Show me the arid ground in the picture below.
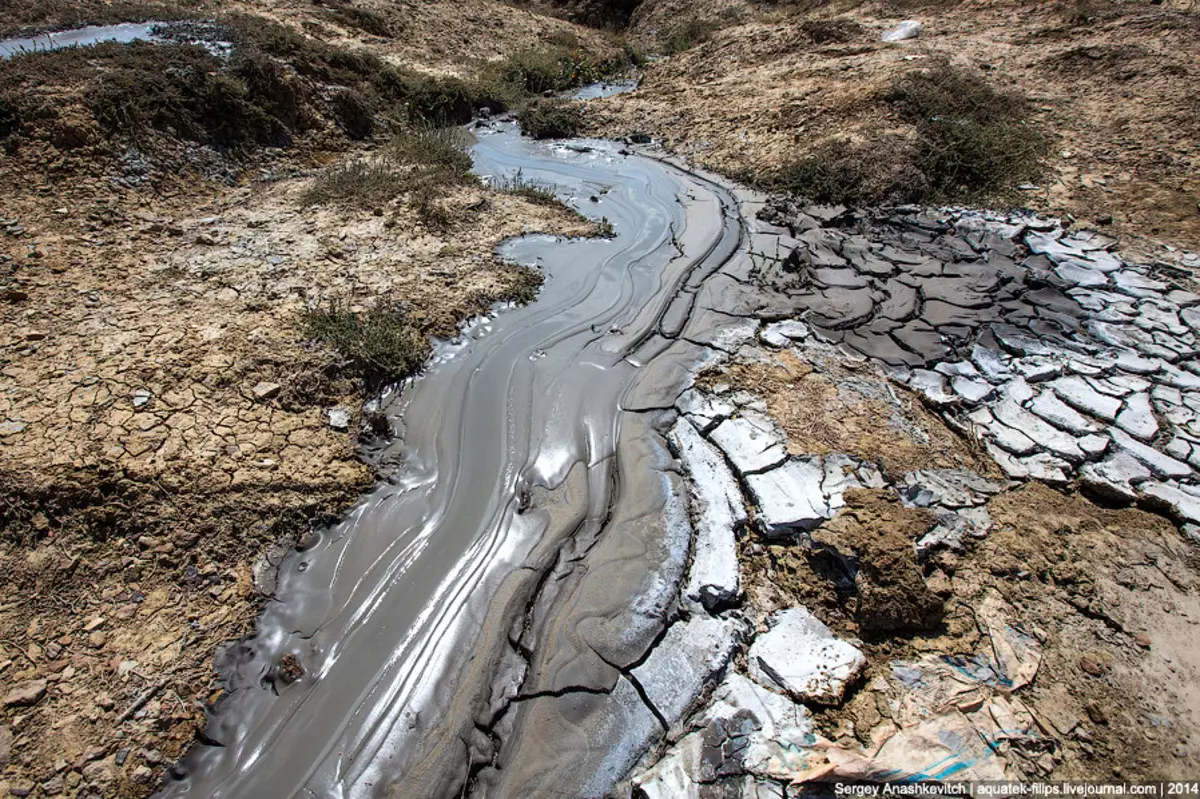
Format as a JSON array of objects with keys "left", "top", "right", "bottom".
[{"left": 1, "top": 0, "right": 1198, "bottom": 795}]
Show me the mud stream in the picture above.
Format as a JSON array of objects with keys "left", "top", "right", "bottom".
[{"left": 160, "top": 119, "right": 748, "bottom": 797}]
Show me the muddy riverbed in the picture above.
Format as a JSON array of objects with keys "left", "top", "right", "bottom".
[{"left": 148, "top": 103, "right": 1200, "bottom": 799}]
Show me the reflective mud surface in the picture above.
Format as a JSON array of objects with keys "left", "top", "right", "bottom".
[
  {"left": 0, "top": 22, "right": 230, "bottom": 59},
  {"left": 160, "top": 122, "right": 747, "bottom": 797}
]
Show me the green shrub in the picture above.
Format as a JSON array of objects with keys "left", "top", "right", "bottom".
[
  {"left": 516, "top": 99, "right": 583, "bottom": 139},
  {"left": 662, "top": 18, "right": 719, "bottom": 53},
  {"left": 302, "top": 159, "right": 408, "bottom": 207},
  {"left": 0, "top": 12, "right": 508, "bottom": 160},
  {"left": 389, "top": 125, "right": 476, "bottom": 182},
  {"left": 303, "top": 125, "right": 475, "bottom": 209},
  {"left": 0, "top": 0, "right": 195, "bottom": 37},
  {"left": 300, "top": 301, "right": 427, "bottom": 388},
  {"left": 885, "top": 63, "right": 1049, "bottom": 199},
  {"left": 324, "top": 5, "right": 394, "bottom": 38},
  {"left": 799, "top": 17, "right": 863, "bottom": 44},
  {"left": 496, "top": 169, "right": 560, "bottom": 205},
  {"left": 491, "top": 45, "right": 605, "bottom": 94}
]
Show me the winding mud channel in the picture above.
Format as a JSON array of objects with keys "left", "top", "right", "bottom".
[{"left": 161, "top": 116, "right": 751, "bottom": 797}]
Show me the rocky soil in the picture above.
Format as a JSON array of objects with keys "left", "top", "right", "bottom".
[{"left": 585, "top": 0, "right": 1200, "bottom": 254}]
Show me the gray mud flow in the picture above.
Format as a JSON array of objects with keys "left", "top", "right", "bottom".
[{"left": 158, "top": 119, "right": 746, "bottom": 798}]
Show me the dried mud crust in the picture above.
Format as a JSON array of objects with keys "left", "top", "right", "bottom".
[
  {"left": 0, "top": 150, "right": 594, "bottom": 798},
  {"left": 587, "top": 0, "right": 1200, "bottom": 253},
  {"left": 742, "top": 481, "right": 1200, "bottom": 781},
  {"left": 698, "top": 349, "right": 996, "bottom": 477}
]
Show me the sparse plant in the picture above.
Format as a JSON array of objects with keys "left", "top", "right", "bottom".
[
  {"left": 886, "top": 62, "right": 1050, "bottom": 200},
  {"left": 302, "top": 158, "right": 407, "bottom": 207},
  {"left": 324, "top": 5, "right": 394, "bottom": 37},
  {"left": 661, "top": 18, "right": 719, "bottom": 53},
  {"left": 517, "top": 98, "right": 584, "bottom": 139},
  {"left": 300, "top": 300, "right": 427, "bottom": 388},
  {"left": 496, "top": 169, "right": 560, "bottom": 205}
]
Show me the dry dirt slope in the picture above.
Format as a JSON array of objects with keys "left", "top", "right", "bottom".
[{"left": 588, "top": 0, "right": 1200, "bottom": 256}]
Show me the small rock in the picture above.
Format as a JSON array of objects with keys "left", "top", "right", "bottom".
[
  {"left": 327, "top": 406, "right": 351, "bottom": 431},
  {"left": 252, "top": 381, "right": 282, "bottom": 401},
  {"left": 88, "top": 631, "right": 107, "bottom": 648},
  {"left": 747, "top": 607, "right": 865, "bottom": 705},
  {"left": 1079, "top": 654, "right": 1105, "bottom": 676},
  {"left": 1134, "top": 633, "right": 1151, "bottom": 649},
  {"left": 1085, "top": 700, "right": 1109, "bottom": 725},
  {"left": 3, "top": 679, "right": 47, "bottom": 707},
  {"left": 195, "top": 232, "right": 218, "bottom": 246}
]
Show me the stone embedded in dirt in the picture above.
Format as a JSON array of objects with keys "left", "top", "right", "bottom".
[
  {"left": 326, "top": 406, "right": 352, "bottom": 431},
  {"left": 907, "top": 369, "right": 955, "bottom": 405},
  {"left": 758, "top": 320, "right": 809, "bottom": 349},
  {"left": 747, "top": 608, "right": 865, "bottom": 705},
  {"left": 952, "top": 376, "right": 994, "bottom": 404},
  {"left": 4, "top": 679, "right": 47, "bottom": 707},
  {"left": 669, "top": 419, "right": 745, "bottom": 611},
  {"left": 632, "top": 673, "right": 816, "bottom": 796},
  {"left": 971, "top": 344, "right": 1012, "bottom": 383},
  {"left": 899, "top": 469, "right": 1006, "bottom": 509},
  {"left": 968, "top": 407, "right": 1038, "bottom": 456},
  {"left": 1078, "top": 653, "right": 1106, "bottom": 676},
  {"left": 676, "top": 388, "right": 736, "bottom": 433},
  {"left": 709, "top": 411, "right": 788, "bottom": 475},
  {"left": 993, "top": 398, "right": 1084, "bottom": 462},
  {"left": 1112, "top": 270, "right": 1167, "bottom": 299},
  {"left": 1079, "top": 450, "right": 1152, "bottom": 501},
  {"left": 1019, "top": 452, "right": 1073, "bottom": 484},
  {"left": 631, "top": 615, "right": 741, "bottom": 731},
  {"left": 252, "top": 381, "right": 282, "bottom": 401},
  {"left": 745, "top": 457, "right": 829, "bottom": 537}
]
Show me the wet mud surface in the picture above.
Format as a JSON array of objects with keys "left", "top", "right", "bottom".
[
  {"left": 159, "top": 123, "right": 747, "bottom": 797},
  {"left": 149, "top": 129, "right": 1200, "bottom": 796}
]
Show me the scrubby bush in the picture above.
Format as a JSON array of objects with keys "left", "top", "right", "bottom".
[
  {"left": 303, "top": 125, "right": 476, "bottom": 219},
  {"left": 0, "top": 13, "right": 507, "bottom": 159},
  {"left": 886, "top": 62, "right": 1049, "bottom": 199},
  {"left": 770, "top": 137, "right": 926, "bottom": 206},
  {"left": 799, "top": 17, "right": 863, "bottom": 44},
  {"left": 324, "top": 5, "right": 393, "bottom": 37},
  {"left": 300, "top": 301, "right": 427, "bottom": 388},
  {"left": 516, "top": 99, "right": 583, "bottom": 139},
  {"left": 496, "top": 169, "right": 561, "bottom": 205},
  {"left": 768, "top": 63, "right": 1049, "bottom": 206},
  {"left": 492, "top": 45, "right": 606, "bottom": 94},
  {"left": 661, "top": 18, "right": 720, "bottom": 53}
]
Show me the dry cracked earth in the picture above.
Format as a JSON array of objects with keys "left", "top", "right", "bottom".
[
  {"left": 3, "top": 0, "right": 1200, "bottom": 796},
  {"left": 611, "top": 197, "right": 1200, "bottom": 796}
]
